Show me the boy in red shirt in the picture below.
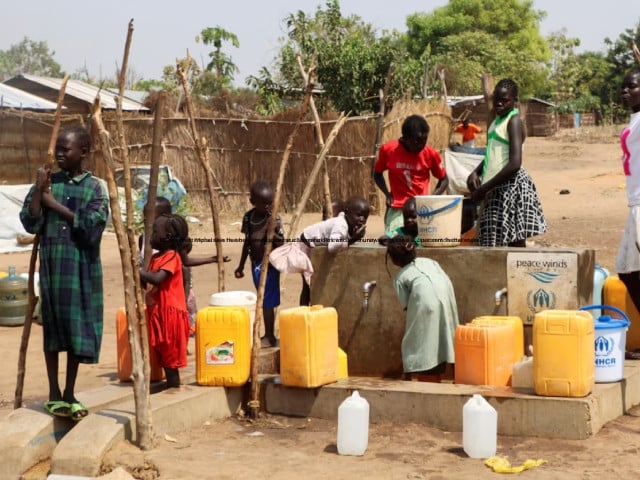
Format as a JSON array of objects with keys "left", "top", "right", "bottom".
[{"left": 374, "top": 115, "right": 449, "bottom": 231}]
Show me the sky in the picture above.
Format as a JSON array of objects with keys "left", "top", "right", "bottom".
[{"left": 1, "top": 0, "right": 637, "bottom": 87}]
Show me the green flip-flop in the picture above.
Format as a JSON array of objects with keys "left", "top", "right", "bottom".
[
  {"left": 69, "top": 402, "right": 88, "bottom": 421},
  {"left": 44, "top": 400, "right": 71, "bottom": 418}
]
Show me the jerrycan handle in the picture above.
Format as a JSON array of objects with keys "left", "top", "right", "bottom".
[
  {"left": 310, "top": 304, "right": 324, "bottom": 311},
  {"left": 579, "top": 305, "right": 630, "bottom": 324}
]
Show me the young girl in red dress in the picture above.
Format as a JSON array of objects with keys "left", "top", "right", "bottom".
[{"left": 139, "top": 213, "right": 191, "bottom": 388}]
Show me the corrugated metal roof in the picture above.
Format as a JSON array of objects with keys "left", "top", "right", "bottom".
[
  {"left": 528, "top": 97, "right": 556, "bottom": 107},
  {"left": 0, "top": 83, "right": 62, "bottom": 110},
  {"left": 106, "top": 87, "right": 149, "bottom": 105},
  {"left": 6, "top": 74, "right": 149, "bottom": 111}
]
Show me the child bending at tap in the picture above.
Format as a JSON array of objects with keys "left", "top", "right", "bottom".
[
  {"left": 378, "top": 197, "right": 421, "bottom": 247},
  {"left": 386, "top": 234, "right": 459, "bottom": 382},
  {"left": 270, "top": 195, "right": 370, "bottom": 305},
  {"left": 139, "top": 214, "right": 192, "bottom": 388}
]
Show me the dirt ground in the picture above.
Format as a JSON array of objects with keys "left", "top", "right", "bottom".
[{"left": 3, "top": 131, "right": 640, "bottom": 479}]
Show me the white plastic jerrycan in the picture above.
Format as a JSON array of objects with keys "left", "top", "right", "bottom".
[
  {"left": 463, "top": 394, "right": 497, "bottom": 458},
  {"left": 337, "top": 390, "right": 369, "bottom": 456}
]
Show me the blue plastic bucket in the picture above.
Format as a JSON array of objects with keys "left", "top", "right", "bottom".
[{"left": 579, "top": 305, "right": 630, "bottom": 383}]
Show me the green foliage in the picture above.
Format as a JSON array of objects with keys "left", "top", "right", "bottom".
[
  {"left": 0, "top": 37, "right": 64, "bottom": 80},
  {"left": 405, "top": 0, "right": 550, "bottom": 96},
  {"left": 198, "top": 26, "right": 240, "bottom": 93},
  {"left": 253, "top": 0, "right": 414, "bottom": 115},
  {"left": 246, "top": 67, "right": 285, "bottom": 115},
  {"left": 603, "top": 21, "right": 640, "bottom": 122}
]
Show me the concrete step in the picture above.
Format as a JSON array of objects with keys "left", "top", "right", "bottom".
[
  {"left": 264, "top": 361, "right": 640, "bottom": 440},
  {"left": 0, "top": 347, "right": 279, "bottom": 479}
]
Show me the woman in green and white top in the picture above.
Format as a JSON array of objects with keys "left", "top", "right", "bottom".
[{"left": 466, "top": 78, "right": 547, "bottom": 247}]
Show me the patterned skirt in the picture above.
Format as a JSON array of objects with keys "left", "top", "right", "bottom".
[{"left": 478, "top": 168, "right": 547, "bottom": 247}]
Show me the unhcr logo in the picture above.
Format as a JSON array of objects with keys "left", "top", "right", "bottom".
[
  {"left": 417, "top": 205, "right": 434, "bottom": 225},
  {"left": 595, "top": 336, "right": 614, "bottom": 357}
]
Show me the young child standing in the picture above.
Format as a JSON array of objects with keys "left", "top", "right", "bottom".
[
  {"left": 140, "top": 197, "right": 225, "bottom": 333},
  {"left": 386, "top": 235, "right": 459, "bottom": 382},
  {"left": 20, "top": 126, "right": 109, "bottom": 420},
  {"left": 270, "top": 195, "right": 370, "bottom": 306},
  {"left": 140, "top": 214, "right": 192, "bottom": 388},
  {"left": 616, "top": 68, "right": 640, "bottom": 313},
  {"left": 378, "top": 197, "right": 421, "bottom": 247},
  {"left": 466, "top": 78, "right": 547, "bottom": 247},
  {"left": 235, "top": 181, "right": 284, "bottom": 347}
]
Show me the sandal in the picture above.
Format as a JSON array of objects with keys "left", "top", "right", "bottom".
[
  {"left": 44, "top": 400, "right": 71, "bottom": 418},
  {"left": 69, "top": 402, "right": 89, "bottom": 421}
]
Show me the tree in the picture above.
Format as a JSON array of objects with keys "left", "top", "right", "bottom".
[
  {"left": 259, "top": 0, "right": 413, "bottom": 114},
  {"left": 405, "top": 0, "right": 550, "bottom": 96},
  {"left": 0, "top": 37, "right": 64, "bottom": 80},
  {"left": 603, "top": 21, "right": 640, "bottom": 122},
  {"left": 198, "top": 26, "right": 239, "bottom": 93}
]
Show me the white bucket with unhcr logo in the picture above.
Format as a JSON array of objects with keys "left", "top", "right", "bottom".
[
  {"left": 415, "top": 195, "right": 463, "bottom": 247},
  {"left": 580, "top": 305, "right": 630, "bottom": 383}
]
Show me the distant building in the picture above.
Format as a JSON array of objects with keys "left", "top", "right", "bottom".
[{"left": 4, "top": 74, "right": 149, "bottom": 115}]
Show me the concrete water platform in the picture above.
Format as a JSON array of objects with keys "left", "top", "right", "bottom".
[
  {"left": 265, "top": 361, "right": 640, "bottom": 440},
  {"left": 2, "top": 356, "right": 640, "bottom": 478}
]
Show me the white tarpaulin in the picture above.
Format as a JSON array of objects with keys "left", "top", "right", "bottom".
[
  {"left": 443, "top": 149, "right": 484, "bottom": 196},
  {"left": 0, "top": 185, "right": 32, "bottom": 253}
]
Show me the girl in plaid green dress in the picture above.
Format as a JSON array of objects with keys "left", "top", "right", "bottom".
[{"left": 20, "top": 126, "right": 109, "bottom": 420}]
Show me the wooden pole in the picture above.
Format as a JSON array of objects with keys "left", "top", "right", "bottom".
[
  {"left": 248, "top": 81, "right": 315, "bottom": 420},
  {"left": 371, "top": 64, "right": 393, "bottom": 214},
  {"left": 481, "top": 74, "right": 495, "bottom": 127},
  {"left": 176, "top": 52, "right": 225, "bottom": 292},
  {"left": 92, "top": 101, "right": 154, "bottom": 449},
  {"left": 294, "top": 54, "right": 333, "bottom": 220},
  {"left": 287, "top": 113, "right": 348, "bottom": 237},
  {"left": 143, "top": 91, "right": 166, "bottom": 269},
  {"left": 112, "top": 18, "right": 154, "bottom": 450},
  {"left": 14, "top": 75, "right": 69, "bottom": 409}
]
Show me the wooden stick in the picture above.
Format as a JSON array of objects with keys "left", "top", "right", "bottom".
[
  {"left": 287, "top": 113, "right": 348, "bottom": 237},
  {"left": 143, "top": 91, "right": 166, "bottom": 269},
  {"left": 371, "top": 64, "right": 393, "bottom": 214},
  {"left": 176, "top": 52, "right": 225, "bottom": 291},
  {"left": 14, "top": 74, "right": 68, "bottom": 409},
  {"left": 92, "top": 101, "right": 154, "bottom": 449},
  {"left": 294, "top": 54, "right": 333, "bottom": 219},
  {"left": 112, "top": 19, "right": 154, "bottom": 450},
  {"left": 248, "top": 82, "right": 315, "bottom": 420}
]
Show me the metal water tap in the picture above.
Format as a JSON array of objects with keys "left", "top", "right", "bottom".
[
  {"left": 494, "top": 287, "right": 508, "bottom": 306},
  {"left": 362, "top": 280, "right": 377, "bottom": 311}
]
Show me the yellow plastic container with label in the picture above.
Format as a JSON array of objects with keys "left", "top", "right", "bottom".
[
  {"left": 338, "top": 347, "right": 348, "bottom": 379},
  {"left": 195, "top": 306, "right": 251, "bottom": 387},
  {"left": 533, "top": 309, "right": 594, "bottom": 397},
  {"left": 603, "top": 276, "right": 640, "bottom": 351},
  {"left": 279, "top": 305, "right": 338, "bottom": 387},
  {"left": 454, "top": 323, "right": 515, "bottom": 386},
  {"left": 471, "top": 316, "right": 525, "bottom": 364}
]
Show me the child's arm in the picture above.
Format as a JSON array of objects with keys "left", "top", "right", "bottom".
[
  {"left": 471, "top": 115, "right": 523, "bottom": 201},
  {"left": 235, "top": 238, "right": 250, "bottom": 278},
  {"left": 139, "top": 268, "right": 170, "bottom": 287},
  {"left": 432, "top": 175, "right": 449, "bottom": 195},
  {"left": 184, "top": 254, "right": 231, "bottom": 267}
]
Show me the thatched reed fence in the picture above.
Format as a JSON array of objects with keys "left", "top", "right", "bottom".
[{"left": 0, "top": 99, "right": 454, "bottom": 216}]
